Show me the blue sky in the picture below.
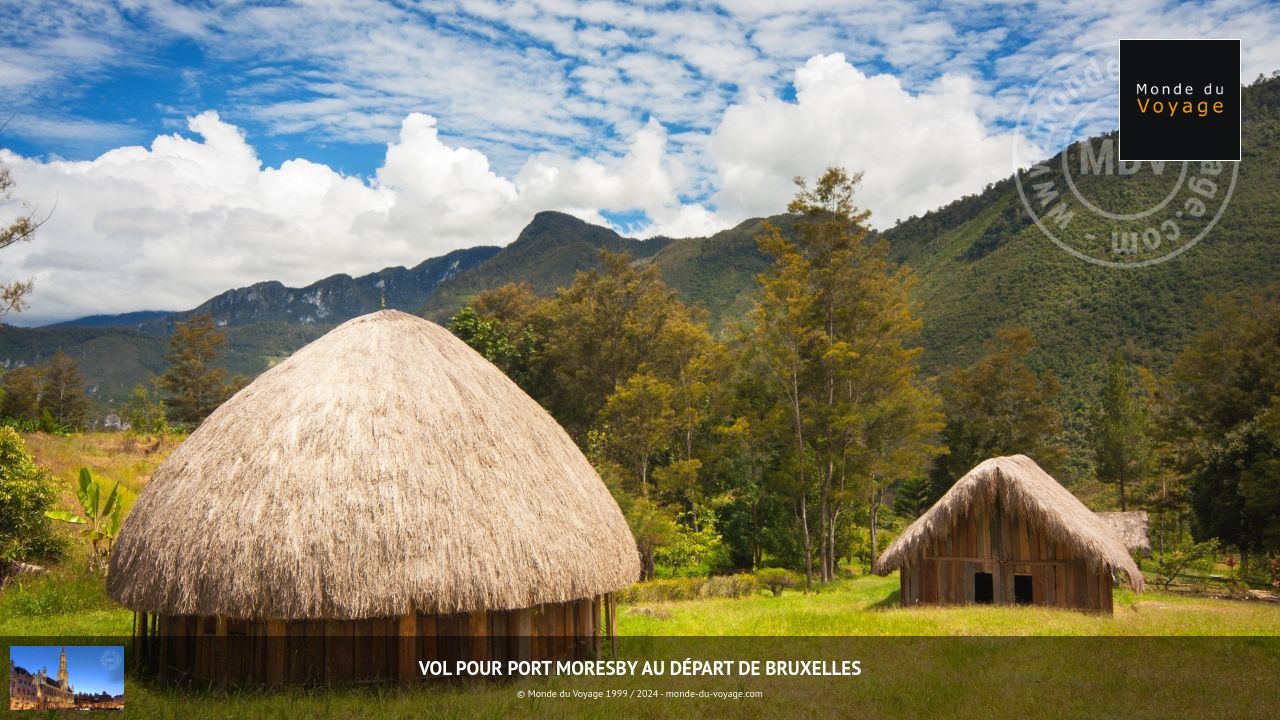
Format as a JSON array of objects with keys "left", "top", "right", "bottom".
[
  {"left": 9, "top": 645, "right": 125, "bottom": 696},
  {"left": 1, "top": 1, "right": 1278, "bottom": 324}
]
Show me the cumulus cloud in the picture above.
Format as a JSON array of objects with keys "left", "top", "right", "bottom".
[
  {"left": 709, "top": 54, "right": 1041, "bottom": 226},
  {"left": 0, "top": 110, "right": 711, "bottom": 324}
]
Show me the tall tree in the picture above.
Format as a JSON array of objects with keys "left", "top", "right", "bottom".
[
  {"left": 929, "top": 326, "right": 1066, "bottom": 500},
  {"left": 1, "top": 366, "right": 44, "bottom": 421},
  {"left": 748, "top": 168, "right": 941, "bottom": 585},
  {"left": 157, "top": 313, "right": 234, "bottom": 426},
  {"left": 539, "top": 252, "right": 684, "bottom": 436},
  {"left": 599, "top": 372, "right": 677, "bottom": 498},
  {"left": 1168, "top": 290, "right": 1280, "bottom": 568},
  {"left": 41, "top": 352, "right": 88, "bottom": 429},
  {"left": 1090, "top": 351, "right": 1153, "bottom": 510}
]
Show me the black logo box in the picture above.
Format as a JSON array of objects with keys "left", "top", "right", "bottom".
[{"left": 1119, "top": 39, "right": 1241, "bottom": 161}]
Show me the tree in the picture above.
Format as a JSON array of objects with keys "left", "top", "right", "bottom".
[
  {"left": 1, "top": 366, "right": 44, "bottom": 421},
  {"left": 600, "top": 372, "right": 677, "bottom": 498},
  {"left": 929, "top": 326, "right": 1066, "bottom": 500},
  {"left": 1167, "top": 290, "right": 1280, "bottom": 569},
  {"left": 1090, "top": 351, "right": 1154, "bottom": 510},
  {"left": 0, "top": 158, "right": 42, "bottom": 317},
  {"left": 747, "top": 168, "right": 942, "bottom": 586},
  {"left": 0, "top": 427, "right": 63, "bottom": 580},
  {"left": 157, "top": 313, "right": 235, "bottom": 426},
  {"left": 539, "top": 252, "right": 686, "bottom": 437},
  {"left": 448, "top": 282, "right": 544, "bottom": 389},
  {"left": 121, "top": 383, "right": 168, "bottom": 435},
  {"left": 40, "top": 352, "right": 88, "bottom": 430}
]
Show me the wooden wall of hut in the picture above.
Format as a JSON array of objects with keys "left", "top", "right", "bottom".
[
  {"left": 896, "top": 504, "right": 1115, "bottom": 613},
  {"left": 132, "top": 595, "right": 615, "bottom": 686}
]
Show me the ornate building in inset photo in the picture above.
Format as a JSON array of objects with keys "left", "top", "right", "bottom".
[{"left": 9, "top": 647, "right": 75, "bottom": 710}]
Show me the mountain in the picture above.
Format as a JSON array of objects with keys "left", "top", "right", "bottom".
[
  {"left": 8, "top": 75, "right": 1280, "bottom": 430},
  {"left": 1, "top": 245, "right": 500, "bottom": 409},
  {"left": 419, "top": 211, "right": 672, "bottom": 320},
  {"left": 50, "top": 310, "right": 173, "bottom": 329}
]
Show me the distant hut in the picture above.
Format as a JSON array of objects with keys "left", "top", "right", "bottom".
[
  {"left": 108, "top": 310, "right": 640, "bottom": 685},
  {"left": 1096, "top": 511, "right": 1152, "bottom": 557},
  {"left": 874, "top": 455, "right": 1142, "bottom": 613}
]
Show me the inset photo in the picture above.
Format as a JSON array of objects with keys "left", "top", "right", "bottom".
[{"left": 8, "top": 646, "right": 124, "bottom": 711}]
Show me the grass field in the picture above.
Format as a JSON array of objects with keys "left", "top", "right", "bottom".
[{"left": 3, "top": 433, "right": 1278, "bottom": 718}]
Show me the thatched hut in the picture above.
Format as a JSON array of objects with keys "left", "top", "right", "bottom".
[
  {"left": 108, "top": 310, "right": 639, "bottom": 685},
  {"left": 874, "top": 455, "right": 1142, "bottom": 613},
  {"left": 1096, "top": 511, "right": 1152, "bottom": 556}
]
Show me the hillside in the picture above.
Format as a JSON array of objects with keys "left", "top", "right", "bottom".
[
  {"left": 418, "top": 211, "right": 673, "bottom": 320},
  {"left": 6, "top": 76, "right": 1278, "bottom": 431}
]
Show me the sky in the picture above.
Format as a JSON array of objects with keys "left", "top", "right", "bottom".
[
  {"left": 1, "top": 1, "right": 1279, "bottom": 325},
  {"left": 9, "top": 645, "right": 125, "bottom": 696}
]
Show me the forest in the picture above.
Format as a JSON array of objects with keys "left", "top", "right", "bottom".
[{"left": 3, "top": 167, "right": 1278, "bottom": 597}]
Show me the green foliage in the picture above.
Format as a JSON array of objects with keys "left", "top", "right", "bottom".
[
  {"left": 891, "top": 476, "right": 933, "bottom": 519},
  {"left": 1168, "top": 290, "right": 1280, "bottom": 561},
  {"left": 40, "top": 352, "right": 89, "bottom": 430},
  {"left": 754, "top": 567, "right": 802, "bottom": 596},
  {"left": 44, "top": 467, "right": 122, "bottom": 572},
  {"left": 929, "top": 326, "right": 1066, "bottom": 500},
  {"left": 1, "top": 365, "right": 44, "bottom": 421},
  {"left": 653, "top": 519, "right": 731, "bottom": 578},
  {"left": 157, "top": 313, "right": 236, "bottom": 427},
  {"left": 615, "top": 573, "right": 759, "bottom": 604},
  {"left": 0, "top": 427, "right": 64, "bottom": 576},
  {"left": 122, "top": 383, "right": 169, "bottom": 435},
  {"left": 746, "top": 167, "right": 942, "bottom": 585},
  {"left": 1153, "top": 538, "right": 1221, "bottom": 591},
  {"left": 1089, "top": 352, "right": 1154, "bottom": 511}
]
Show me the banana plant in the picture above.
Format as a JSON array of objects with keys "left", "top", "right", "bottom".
[{"left": 45, "top": 468, "right": 123, "bottom": 571}]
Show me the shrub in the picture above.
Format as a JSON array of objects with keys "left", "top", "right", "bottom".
[
  {"left": 1153, "top": 539, "right": 1220, "bottom": 591},
  {"left": 616, "top": 573, "right": 760, "bottom": 604},
  {"left": 653, "top": 521, "right": 732, "bottom": 578},
  {"left": 0, "top": 427, "right": 65, "bottom": 579},
  {"left": 755, "top": 567, "right": 802, "bottom": 597}
]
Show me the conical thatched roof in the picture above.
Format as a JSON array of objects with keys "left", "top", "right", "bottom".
[
  {"left": 108, "top": 310, "right": 640, "bottom": 620},
  {"left": 874, "top": 455, "right": 1143, "bottom": 591},
  {"left": 1096, "top": 511, "right": 1152, "bottom": 556}
]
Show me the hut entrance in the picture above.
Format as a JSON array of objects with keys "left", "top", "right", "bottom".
[
  {"left": 1014, "top": 574, "right": 1033, "bottom": 604},
  {"left": 974, "top": 572, "right": 994, "bottom": 604}
]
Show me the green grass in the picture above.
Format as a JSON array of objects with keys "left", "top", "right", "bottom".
[{"left": 617, "top": 574, "right": 1280, "bottom": 636}]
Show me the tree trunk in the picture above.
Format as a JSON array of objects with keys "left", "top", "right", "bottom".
[
  {"left": 868, "top": 490, "right": 881, "bottom": 569},
  {"left": 798, "top": 497, "right": 813, "bottom": 593}
]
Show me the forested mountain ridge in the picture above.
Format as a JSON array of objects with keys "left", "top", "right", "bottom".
[{"left": 6, "top": 76, "right": 1278, "bottom": 423}]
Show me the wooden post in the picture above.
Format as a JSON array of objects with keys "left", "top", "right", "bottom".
[
  {"left": 467, "top": 611, "right": 489, "bottom": 662},
  {"left": 591, "top": 596, "right": 601, "bottom": 660},
  {"left": 157, "top": 615, "right": 170, "bottom": 683},
  {"left": 607, "top": 594, "right": 617, "bottom": 657},
  {"left": 215, "top": 616, "right": 228, "bottom": 687},
  {"left": 266, "top": 620, "right": 286, "bottom": 686},
  {"left": 399, "top": 607, "right": 419, "bottom": 684},
  {"left": 511, "top": 608, "right": 532, "bottom": 665}
]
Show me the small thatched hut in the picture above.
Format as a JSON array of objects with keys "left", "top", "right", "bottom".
[
  {"left": 1096, "top": 511, "right": 1152, "bottom": 556},
  {"left": 874, "top": 455, "right": 1142, "bottom": 613},
  {"left": 108, "top": 310, "right": 640, "bottom": 685}
]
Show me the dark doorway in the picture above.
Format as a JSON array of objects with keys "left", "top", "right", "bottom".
[
  {"left": 974, "top": 572, "right": 994, "bottom": 604},
  {"left": 1014, "top": 574, "right": 1033, "bottom": 604}
]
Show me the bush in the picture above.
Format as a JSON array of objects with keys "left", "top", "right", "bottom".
[
  {"left": 653, "top": 521, "right": 732, "bottom": 578},
  {"left": 755, "top": 567, "right": 802, "bottom": 597},
  {"left": 0, "top": 427, "right": 65, "bottom": 579},
  {"left": 616, "top": 573, "right": 759, "bottom": 604},
  {"left": 1153, "top": 539, "right": 1220, "bottom": 591}
]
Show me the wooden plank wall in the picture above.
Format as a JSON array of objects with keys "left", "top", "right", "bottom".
[
  {"left": 148, "top": 595, "right": 604, "bottom": 686},
  {"left": 898, "top": 505, "right": 1115, "bottom": 613}
]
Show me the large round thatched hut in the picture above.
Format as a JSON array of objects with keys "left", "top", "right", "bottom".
[
  {"left": 874, "top": 455, "right": 1142, "bottom": 613},
  {"left": 108, "top": 310, "right": 640, "bottom": 685}
]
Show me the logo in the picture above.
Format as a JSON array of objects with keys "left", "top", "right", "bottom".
[
  {"left": 100, "top": 648, "right": 122, "bottom": 671},
  {"left": 1014, "top": 42, "right": 1238, "bottom": 267}
]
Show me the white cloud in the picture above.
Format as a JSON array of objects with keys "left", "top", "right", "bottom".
[
  {"left": 0, "top": 110, "right": 709, "bottom": 324},
  {"left": 709, "top": 54, "right": 1040, "bottom": 227}
]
